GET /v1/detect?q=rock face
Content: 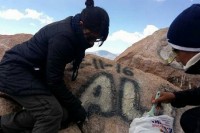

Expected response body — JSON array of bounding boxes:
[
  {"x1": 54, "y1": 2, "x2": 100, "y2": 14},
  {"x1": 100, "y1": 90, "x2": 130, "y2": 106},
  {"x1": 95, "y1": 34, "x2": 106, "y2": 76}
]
[
  {"x1": 63, "y1": 54, "x2": 186, "y2": 133},
  {"x1": 115, "y1": 28, "x2": 200, "y2": 90},
  {"x1": 0, "y1": 34, "x2": 192, "y2": 133},
  {"x1": 0, "y1": 34, "x2": 32, "y2": 60}
]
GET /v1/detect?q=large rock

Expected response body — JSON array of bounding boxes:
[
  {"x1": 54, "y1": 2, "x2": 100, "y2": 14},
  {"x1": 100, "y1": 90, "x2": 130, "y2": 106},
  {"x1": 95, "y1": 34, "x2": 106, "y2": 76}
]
[
  {"x1": 61, "y1": 54, "x2": 187, "y2": 133},
  {"x1": 0, "y1": 34, "x2": 32, "y2": 60},
  {"x1": 115, "y1": 28, "x2": 200, "y2": 90},
  {"x1": 0, "y1": 34, "x2": 190, "y2": 133}
]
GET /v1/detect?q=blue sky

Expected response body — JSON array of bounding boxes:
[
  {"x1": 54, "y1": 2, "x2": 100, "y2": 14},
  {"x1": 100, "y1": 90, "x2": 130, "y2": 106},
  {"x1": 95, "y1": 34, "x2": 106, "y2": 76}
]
[{"x1": 0, "y1": 0, "x2": 199, "y2": 54}]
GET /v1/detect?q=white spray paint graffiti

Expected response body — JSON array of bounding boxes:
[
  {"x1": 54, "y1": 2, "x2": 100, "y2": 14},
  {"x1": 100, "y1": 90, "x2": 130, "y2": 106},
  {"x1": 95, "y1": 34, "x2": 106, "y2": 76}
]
[
  {"x1": 78, "y1": 72, "x2": 144, "y2": 122},
  {"x1": 121, "y1": 79, "x2": 141, "y2": 120},
  {"x1": 76, "y1": 59, "x2": 175, "y2": 122},
  {"x1": 80, "y1": 74, "x2": 114, "y2": 113}
]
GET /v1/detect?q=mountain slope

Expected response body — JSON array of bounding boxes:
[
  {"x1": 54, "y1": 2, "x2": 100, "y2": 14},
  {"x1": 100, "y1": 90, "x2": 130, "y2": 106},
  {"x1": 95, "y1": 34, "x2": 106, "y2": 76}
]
[{"x1": 87, "y1": 50, "x2": 118, "y2": 60}]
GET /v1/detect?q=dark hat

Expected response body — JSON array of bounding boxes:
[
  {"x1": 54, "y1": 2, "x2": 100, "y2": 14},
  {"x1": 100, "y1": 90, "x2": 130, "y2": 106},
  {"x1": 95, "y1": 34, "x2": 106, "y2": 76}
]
[
  {"x1": 167, "y1": 4, "x2": 200, "y2": 51},
  {"x1": 81, "y1": 0, "x2": 109, "y2": 45},
  {"x1": 81, "y1": 7, "x2": 109, "y2": 41}
]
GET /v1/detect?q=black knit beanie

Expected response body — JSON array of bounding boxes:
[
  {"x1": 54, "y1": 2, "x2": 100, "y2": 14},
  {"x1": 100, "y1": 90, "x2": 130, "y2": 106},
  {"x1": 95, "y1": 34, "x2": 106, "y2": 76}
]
[
  {"x1": 81, "y1": 0, "x2": 109, "y2": 42},
  {"x1": 167, "y1": 4, "x2": 200, "y2": 51}
]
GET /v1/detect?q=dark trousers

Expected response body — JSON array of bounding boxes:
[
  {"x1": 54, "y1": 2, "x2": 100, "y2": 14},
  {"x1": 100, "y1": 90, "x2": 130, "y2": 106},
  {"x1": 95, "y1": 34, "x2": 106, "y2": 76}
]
[
  {"x1": 180, "y1": 107, "x2": 200, "y2": 133},
  {"x1": 1, "y1": 95, "x2": 68, "y2": 133}
]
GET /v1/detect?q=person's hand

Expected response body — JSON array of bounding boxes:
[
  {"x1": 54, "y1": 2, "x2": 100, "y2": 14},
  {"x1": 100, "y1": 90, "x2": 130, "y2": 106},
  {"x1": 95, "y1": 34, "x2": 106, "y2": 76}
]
[
  {"x1": 152, "y1": 92, "x2": 175, "y2": 104},
  {"x1": 69, "y1": 105, "x2": 87, "y2": 123}
]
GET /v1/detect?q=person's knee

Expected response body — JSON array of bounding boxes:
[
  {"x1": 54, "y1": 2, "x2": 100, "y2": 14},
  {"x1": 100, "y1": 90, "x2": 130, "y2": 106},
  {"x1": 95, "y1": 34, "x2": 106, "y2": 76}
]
[
  {"x1": 1, "y1": 115, "x2": 15, "y2": 131},
  {"x1": 180, "y1": 111, "x2": 188, "y2": 127},
  {"x1": 180, "y1": 109, "x2": 196, "y2": 133},
  {"x1": 48, "y1": 104, "x2": 63, "y2": 121},
  {"x1": 1, "y1": 118, "x2": 9, "y2": 129},
  {"x1": 34, "y1": 102, "x2": 64, "y2": 123}
]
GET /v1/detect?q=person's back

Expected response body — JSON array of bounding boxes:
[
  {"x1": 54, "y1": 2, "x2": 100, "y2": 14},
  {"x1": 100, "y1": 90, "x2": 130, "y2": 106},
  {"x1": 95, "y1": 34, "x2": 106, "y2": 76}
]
[
  {"x1": 0, "y1": 17, "x2": 83, "y2": 96},
  {"x1": 1, "y1": 17, "x2": 75, "y2": 69}
]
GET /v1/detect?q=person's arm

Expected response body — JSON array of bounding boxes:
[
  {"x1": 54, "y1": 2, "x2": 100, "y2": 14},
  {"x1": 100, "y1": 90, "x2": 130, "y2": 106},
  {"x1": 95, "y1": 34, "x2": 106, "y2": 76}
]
[
  {"x1": 46, "y1": 35, "x2": 86, "y2": 122},
  {"x1": 47, "y1": 35, "x2": 83, "y2": 107},
  {"x1": 153, "y1": 87, "x2": 200, "y2": 108},
  {"x1": 171, "y1": 87, "x2": 200, "y2": 107}
]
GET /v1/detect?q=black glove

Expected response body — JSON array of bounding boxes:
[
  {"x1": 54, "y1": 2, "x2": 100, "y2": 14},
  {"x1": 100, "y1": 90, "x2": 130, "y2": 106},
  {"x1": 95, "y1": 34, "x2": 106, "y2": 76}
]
[{"x1": 69, "y1": 105, "x2": 87, "y2": 123}]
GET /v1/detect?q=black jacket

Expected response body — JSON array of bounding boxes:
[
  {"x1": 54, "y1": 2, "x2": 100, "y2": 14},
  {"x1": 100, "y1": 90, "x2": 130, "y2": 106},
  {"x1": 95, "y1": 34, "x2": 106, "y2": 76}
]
[
  {"x1": 171, "y1": 60, "x2": 200, "y2": 108},
  {"x1": 0, "y1": 16, "x2": 89, "y2": 109}
]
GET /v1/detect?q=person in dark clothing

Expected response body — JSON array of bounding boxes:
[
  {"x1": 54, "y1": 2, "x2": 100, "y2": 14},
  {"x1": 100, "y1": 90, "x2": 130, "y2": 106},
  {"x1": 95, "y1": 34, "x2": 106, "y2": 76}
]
[
  {"x1": 0, "y1": 0, "x2": 109, "y2": 133},
  {"x1": 152, "y1": 4, "x2": 200, "y2": 133}
]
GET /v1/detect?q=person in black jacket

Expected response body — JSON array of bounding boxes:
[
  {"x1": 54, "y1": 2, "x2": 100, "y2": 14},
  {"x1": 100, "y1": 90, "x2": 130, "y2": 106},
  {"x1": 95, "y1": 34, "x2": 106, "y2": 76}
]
[
  {"x1": 152, "y1": 4, "x2": 200, "y2": 133},
  {"x1": 0, "y1": 0, "x2": 109, "y2": 133}
]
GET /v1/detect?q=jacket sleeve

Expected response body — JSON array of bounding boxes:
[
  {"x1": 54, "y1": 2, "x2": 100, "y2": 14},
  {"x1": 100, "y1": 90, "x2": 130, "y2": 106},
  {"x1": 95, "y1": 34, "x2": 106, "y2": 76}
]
[
  {"x1": 171, "y1": 87, "x2": 200, "y2": 108},
  {"x1": 46, "y1": 35, "x2": 81, "y2": 110}
]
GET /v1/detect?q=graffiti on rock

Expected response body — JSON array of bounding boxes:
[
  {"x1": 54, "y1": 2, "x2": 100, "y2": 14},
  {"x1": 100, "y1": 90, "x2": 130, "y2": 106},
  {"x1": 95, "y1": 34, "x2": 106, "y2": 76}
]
[
  {"x1": 78, "y1": 72, "x2": 145, "y2": 122},
  {"x1": 76, "y1": 59, "x2": 173, "y2": 122},
  {"x1": 80, "y1": 59, "x2": 134, "y2": 77},
  {"x1": 79, "y1": 72, "x2": 116, "y2": 117},
  {"x1": 118, "y1": 77, "x2": 143, "y2": 121}
]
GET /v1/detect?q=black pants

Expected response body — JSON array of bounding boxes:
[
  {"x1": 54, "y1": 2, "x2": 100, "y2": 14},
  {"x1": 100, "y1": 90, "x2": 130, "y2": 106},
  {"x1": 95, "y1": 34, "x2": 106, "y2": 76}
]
[
  {"x1": 180, "y1": 107, "x2": 200, "y2": 133},
  {"x1": 1, "y1": 95, "x2": 68, "y2": 133}
]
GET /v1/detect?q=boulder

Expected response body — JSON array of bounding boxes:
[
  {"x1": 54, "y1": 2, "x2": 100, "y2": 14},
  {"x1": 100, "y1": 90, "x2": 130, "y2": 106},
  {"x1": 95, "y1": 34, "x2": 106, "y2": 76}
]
[
  {"x1": 0, "y1": 34, "x2": 190, "y2": 133},
  {"x1": 60, "y1": 54, "x2": 185, "y2": 133},
  {"x1": 115, "y1": 28, "x2": 200, "y2": 90},
  {"x1": 0, "y1": 34, "x2": 32, "y2": 60}
]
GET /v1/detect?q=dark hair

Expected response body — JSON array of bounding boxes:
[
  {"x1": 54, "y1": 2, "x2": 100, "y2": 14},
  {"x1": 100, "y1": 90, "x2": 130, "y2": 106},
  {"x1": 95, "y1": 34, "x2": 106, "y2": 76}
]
[{"x1": 81, "y1": 0, "x2": 109, "y2": 41}]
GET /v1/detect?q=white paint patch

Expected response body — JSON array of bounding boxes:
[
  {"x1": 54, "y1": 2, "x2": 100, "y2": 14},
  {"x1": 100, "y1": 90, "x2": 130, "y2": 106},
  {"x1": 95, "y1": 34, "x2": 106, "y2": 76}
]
[{"x1": 81, "y1": 75, "x2": 113, "y2": 112}]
